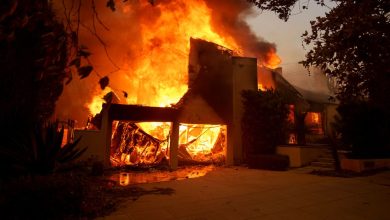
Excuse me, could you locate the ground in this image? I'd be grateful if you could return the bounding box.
[99,166,390,220]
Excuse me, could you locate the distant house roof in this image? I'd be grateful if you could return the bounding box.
[272,70,337,113]
[272,71,310,112]
[294,86,337,105]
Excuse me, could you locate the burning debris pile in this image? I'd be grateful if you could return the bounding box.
[111,122,168,166]
[110,121,226,167]
[178,124,226,164]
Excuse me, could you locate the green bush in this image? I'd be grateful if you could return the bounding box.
[242,89,290,155]
[247,154,290,171]
[333,101,390,158]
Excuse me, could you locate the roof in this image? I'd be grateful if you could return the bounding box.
[272,70,338,113]
[294,86,337,105]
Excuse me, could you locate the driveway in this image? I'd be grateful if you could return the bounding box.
[101,166,390,220]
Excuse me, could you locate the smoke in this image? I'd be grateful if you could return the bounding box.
[54,0,278,127]
[204,0,277,62]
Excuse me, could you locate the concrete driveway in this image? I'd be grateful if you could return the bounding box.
[101,167,390,220]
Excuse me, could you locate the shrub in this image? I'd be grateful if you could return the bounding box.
[247,154,290,171]
[242,89,290,155]
[0,121,87,177]
[333,101,390,158]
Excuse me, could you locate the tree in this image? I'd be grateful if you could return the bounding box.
[249,0,390,109]
[0,0,68,134]
[241,90,290,154]
[0,1,96,132]
[333,101,390,158]
[241,89,291,170]
[0,0,96,177]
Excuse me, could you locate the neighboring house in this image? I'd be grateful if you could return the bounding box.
[262,67,339,144]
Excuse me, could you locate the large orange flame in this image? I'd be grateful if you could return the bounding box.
[264,49,281,69]
[84,0,280,114]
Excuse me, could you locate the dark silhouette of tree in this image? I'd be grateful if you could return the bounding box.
[0,0,68,133]
[301,0,390,109]
[0,1,96,131]
[247,0,298,21]
[242,90,290,155]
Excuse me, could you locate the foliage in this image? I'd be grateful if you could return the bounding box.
[247,0,331,21]
[0,1,98,127]
[333,101,390,158]
[0,0,68,131]
[242,90,290,155]
[0,122,87,176]
[29,122,87,174]
[247,0,299,21]
[0,1,98,173]
[300,0,390,109]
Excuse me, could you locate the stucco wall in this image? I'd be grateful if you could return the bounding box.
[232,57,257,164]
[75,106,111,167]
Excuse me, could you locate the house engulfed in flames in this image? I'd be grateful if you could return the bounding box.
[75,38,257,169]
[74,38,337,169]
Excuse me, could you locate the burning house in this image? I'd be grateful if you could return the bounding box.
[69,38,337,169]
[56,0,337,169]
[75,38,257,169]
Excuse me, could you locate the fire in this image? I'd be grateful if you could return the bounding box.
[258,84,266,91]
[179,124,225,161]
[111,122,225,166]
[311,112,320,123]
[84,0,280,115]
[114,0,241,109]
[78,0,281,166]
[264,50,281,69]
[305,112,324,135]
[86,87,113,116]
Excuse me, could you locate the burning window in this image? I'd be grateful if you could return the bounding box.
[287,105,297,144]
[110,121,226,167]
[178,124,226,164]
[305,112,323,134]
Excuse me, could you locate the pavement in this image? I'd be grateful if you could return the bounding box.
[99,166,390,220]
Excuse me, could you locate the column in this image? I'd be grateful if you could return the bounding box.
[169,120,179,170]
